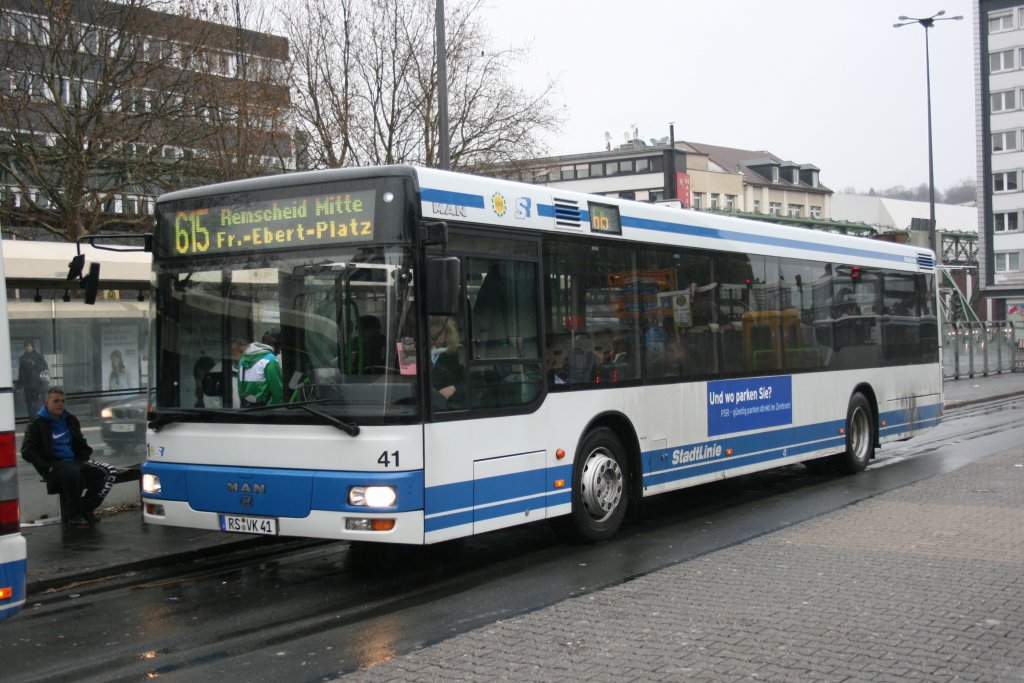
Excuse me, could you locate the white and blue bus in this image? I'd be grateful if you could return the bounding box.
[138,166,941,544]
[0,238,27,619]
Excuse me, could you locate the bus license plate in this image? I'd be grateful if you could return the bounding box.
[111,424,135,432]
[220,514,278,536]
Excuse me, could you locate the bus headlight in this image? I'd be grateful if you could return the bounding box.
[349,485,397,507]
[100,407,113,419]
[142,473,161,494]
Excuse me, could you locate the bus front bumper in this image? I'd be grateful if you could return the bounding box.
[142,498,426,545]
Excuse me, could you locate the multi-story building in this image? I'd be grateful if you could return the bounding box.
[0,0,295,413]
[976,0,1024,320]
[0,0,295,238]
[498,138,832,224]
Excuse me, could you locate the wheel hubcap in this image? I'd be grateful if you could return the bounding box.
[850,407,870,462]
[579,448,623,522]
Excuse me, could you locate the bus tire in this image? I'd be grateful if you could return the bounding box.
[564,427,629,543]
[833,393,874,474]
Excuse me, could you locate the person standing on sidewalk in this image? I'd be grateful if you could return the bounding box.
[21,388,114,526]
[16,340,48,416]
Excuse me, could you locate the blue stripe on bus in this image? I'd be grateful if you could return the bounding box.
[423,188,921,266]
[622,215,914,264]
[420,188,485,208]
[0,558,26,621]
[424,463,572,516]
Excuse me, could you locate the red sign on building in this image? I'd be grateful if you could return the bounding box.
[676,172,691,208]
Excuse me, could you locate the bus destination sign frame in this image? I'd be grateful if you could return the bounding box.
[588,201,622,235]
[165,189,377,257]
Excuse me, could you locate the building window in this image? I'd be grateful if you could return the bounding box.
[725,195,735,210]
[692,193,704,210]
[994,171,1019,193]
[990,12,1014,33]
[993,131,1018,153]
[635,158,650,173]
[614,160,634,175]
[788,204,802,217]
[589,162,605,178]
[810,205,822,218]
[753,199,761,213]
[992,90,1017,112]
[992,49,1016,73]
[710,194,719,210]
[6,12,48,45]
[575,164,589,179]
[995,212,1020,232]
[996,251,1021,272]
[648,189,665,202]
[770,167,779,182]
[769,202,782,216]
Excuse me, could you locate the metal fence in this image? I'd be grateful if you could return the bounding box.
[942,321,1024,380]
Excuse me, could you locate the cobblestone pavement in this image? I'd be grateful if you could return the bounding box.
[342,448,1024,682]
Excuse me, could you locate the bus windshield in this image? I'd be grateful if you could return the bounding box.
[152,245,419,422]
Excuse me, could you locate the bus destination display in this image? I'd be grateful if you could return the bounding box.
[588,201,621,235]
[169,190,376,256]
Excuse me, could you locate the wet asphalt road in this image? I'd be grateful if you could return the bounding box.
[6,397,1024,682]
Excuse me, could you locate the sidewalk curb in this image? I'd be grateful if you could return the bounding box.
[943,389,1024,410]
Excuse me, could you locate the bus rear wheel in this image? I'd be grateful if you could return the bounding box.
[563,427,629,543]
[833,393,874,474]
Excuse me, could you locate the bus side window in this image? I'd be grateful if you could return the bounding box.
[464,253,542,409]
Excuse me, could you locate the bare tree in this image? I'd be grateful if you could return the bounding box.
[279,0,356,168]
[174,0,295,183]
[0,0,295,241]
[0,0,212,240]
[281,0,562,170]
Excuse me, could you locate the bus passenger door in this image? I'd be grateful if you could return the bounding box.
[423,232,548,542]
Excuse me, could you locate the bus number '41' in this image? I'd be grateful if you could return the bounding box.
[378,450,400,468]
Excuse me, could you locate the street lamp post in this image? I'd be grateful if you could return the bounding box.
[435,0,450,170]
[894,10,962,260]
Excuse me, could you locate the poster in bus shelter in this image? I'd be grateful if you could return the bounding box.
[102,326,138,391]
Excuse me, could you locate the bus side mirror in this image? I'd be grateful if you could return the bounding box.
[81,263,100,305]
[426,256,461,315]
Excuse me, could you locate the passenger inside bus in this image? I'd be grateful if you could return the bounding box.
[429,316,465,410]
[238,329,284,406]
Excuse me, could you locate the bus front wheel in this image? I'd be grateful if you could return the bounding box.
[563,427,629,543]
[833,393,874,474]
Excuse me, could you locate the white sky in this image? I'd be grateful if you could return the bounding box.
[480,0,976,193]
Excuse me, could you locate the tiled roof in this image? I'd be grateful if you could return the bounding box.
[683,141,831,193]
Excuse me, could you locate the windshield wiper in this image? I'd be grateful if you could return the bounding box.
[239,400,360,436]
[289,403,360,436]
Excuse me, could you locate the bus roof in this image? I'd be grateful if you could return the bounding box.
[156,165,934,274]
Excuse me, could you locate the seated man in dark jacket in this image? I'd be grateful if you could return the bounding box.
[22,388,114,526]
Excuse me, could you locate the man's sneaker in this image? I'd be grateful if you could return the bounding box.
[66,516,92,527]
[83,513,101,525]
